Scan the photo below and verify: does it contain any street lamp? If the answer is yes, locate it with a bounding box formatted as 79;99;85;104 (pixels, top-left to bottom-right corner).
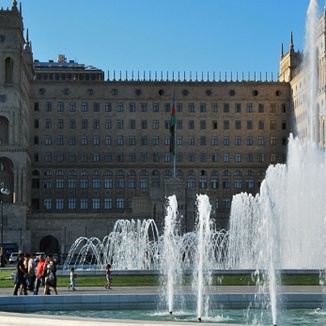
0;186;10;247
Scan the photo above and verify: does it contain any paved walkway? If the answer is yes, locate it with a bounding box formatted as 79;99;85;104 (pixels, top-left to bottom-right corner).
0;284;324;296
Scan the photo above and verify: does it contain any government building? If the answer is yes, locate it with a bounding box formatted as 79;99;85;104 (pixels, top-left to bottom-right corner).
0;1;323;255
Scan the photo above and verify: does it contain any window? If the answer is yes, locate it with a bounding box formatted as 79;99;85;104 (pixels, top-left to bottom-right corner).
235;120;241;130
68;178;76;189
80;199;88;210
223;136;230;146
105;120;112;129
235;103;241;113
93;102;100;112
153;103;159;112
223;103;229;112
259;137;265;146
44;199;52;210
116;177;125;189
177;103;183;112
141;120;147;129
189;120;195;129
211;136;218;146
69;136;76;145
223;120;229;130
44;179;52;189
212;153;218;162
116;198;124;209
187;179;195;188
57;102;64;112
117;136;124;145
259;153;265;163
188;103;195;112
223;153;230;162
93;119;100;129
81;136;88;145
247;120;253;129
141;103;147;112
246;103;253;113
129;136;136;145
46;119;52;129
81;102;88;112
200;153;206;162
189;153;195;162
223;198;232;209
105;103;111;112
199;178;207;189
247;137;253;146
81;119;88;129
200;137;206;146
235;153;242;162
55;199;64;210
153;120;159;129
69;102;76;112
104;178;113;189
270;120;276;130
153;136;159;145
117;103;124;112
45;102;52;112
69;154;76;162
235;136;241;145
68;198;76;210
56;179;64;189
200;120;206;129
45;136;52;145
92;198;100;210
141;137;148;145
258;104;264;113
80;178;88;189
91;178;100;190
69;119;76;129
104;198;112;209
129;120;136;129
129;103;136;112
188;137;195;145
258;120;264;130
234;178;242;189
211;103;218;113
200;103;206;112
270;137;276;146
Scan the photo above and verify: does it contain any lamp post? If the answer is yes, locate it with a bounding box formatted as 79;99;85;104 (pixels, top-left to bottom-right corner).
0;186;10;247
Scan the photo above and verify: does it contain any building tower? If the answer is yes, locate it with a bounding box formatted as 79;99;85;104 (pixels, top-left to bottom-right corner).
0;2;34;250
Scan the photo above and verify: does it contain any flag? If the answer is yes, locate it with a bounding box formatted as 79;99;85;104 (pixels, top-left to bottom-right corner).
169;97;176;155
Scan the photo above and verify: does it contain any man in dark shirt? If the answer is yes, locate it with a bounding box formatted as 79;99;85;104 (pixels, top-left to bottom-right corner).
13;253;28;295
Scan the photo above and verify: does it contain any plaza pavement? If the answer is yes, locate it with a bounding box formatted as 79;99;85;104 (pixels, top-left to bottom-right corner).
0;285;324;326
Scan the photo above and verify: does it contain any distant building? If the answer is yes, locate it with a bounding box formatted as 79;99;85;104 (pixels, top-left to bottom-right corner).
0;2;320;254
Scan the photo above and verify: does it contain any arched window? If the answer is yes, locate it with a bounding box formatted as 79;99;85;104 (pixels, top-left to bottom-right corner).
5;57;13;84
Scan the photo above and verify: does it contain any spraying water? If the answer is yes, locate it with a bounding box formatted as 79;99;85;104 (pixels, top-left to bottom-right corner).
161;195;182;314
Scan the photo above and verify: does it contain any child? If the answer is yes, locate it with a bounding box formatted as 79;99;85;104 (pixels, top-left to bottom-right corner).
67;267;77;290
105;264;112;289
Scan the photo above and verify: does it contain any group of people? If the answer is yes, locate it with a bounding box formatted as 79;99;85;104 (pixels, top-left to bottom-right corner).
13;253;58;295
12;253;113;295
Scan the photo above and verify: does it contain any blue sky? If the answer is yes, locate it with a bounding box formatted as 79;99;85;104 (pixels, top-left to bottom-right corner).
18;0;314;79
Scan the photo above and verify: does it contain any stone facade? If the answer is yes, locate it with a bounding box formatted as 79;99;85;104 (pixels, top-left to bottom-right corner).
0;2;319;255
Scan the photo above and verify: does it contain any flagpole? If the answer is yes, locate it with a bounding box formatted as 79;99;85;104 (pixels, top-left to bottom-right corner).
170;93;177;178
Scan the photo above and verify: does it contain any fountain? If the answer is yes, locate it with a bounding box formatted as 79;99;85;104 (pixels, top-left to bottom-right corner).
63;1;326;324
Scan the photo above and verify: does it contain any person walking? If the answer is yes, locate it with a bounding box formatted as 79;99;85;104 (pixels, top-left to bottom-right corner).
67;267;77;290
105;264;112;289
43;254;58;295
34;254;45;295
0;247;7;267
27;253;36;292
13;253;28;295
